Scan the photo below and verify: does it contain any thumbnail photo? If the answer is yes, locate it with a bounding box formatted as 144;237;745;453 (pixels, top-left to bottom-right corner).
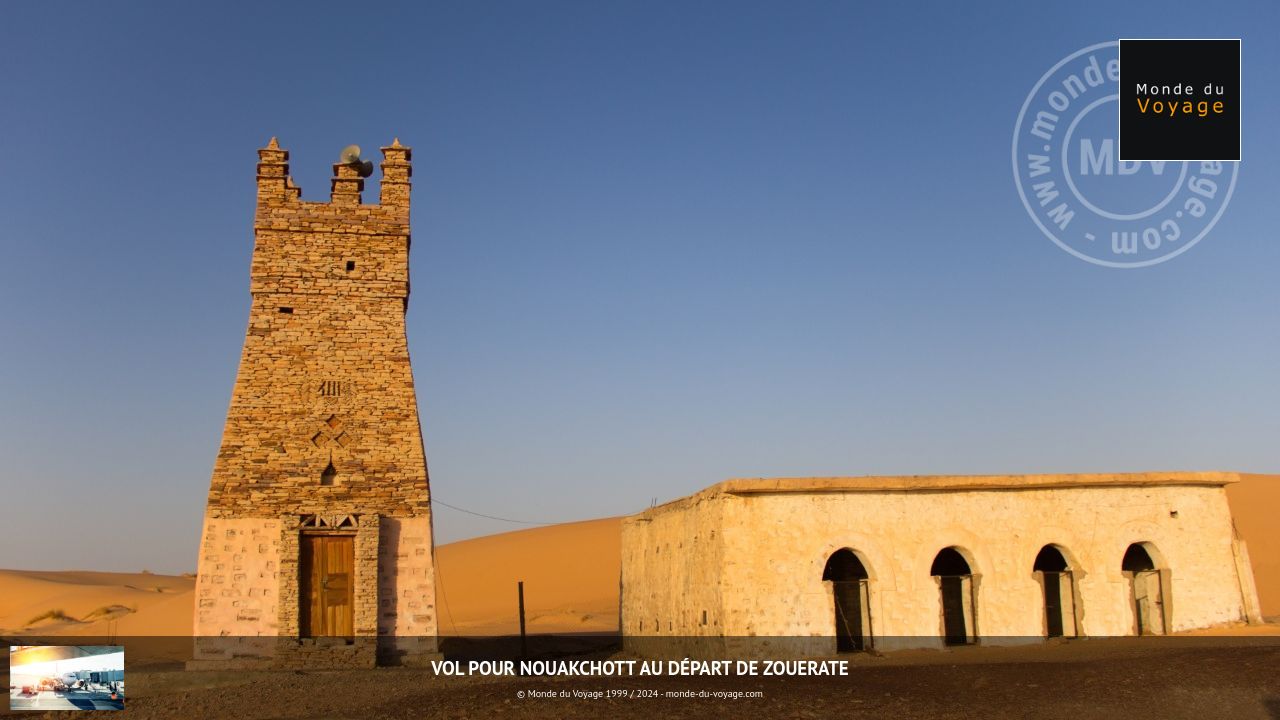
8;646;124;712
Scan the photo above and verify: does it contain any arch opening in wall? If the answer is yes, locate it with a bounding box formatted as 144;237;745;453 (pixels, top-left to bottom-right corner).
1122;542;1169;636
320;462;337;486
931;547;976;646
822;548;873;652
1033;544;1079;638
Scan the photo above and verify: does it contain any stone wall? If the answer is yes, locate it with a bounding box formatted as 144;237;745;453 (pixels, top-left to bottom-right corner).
621;473;1260;656
203;139;427;518
377;516;440;663
621;494;726;656
191;517;281;662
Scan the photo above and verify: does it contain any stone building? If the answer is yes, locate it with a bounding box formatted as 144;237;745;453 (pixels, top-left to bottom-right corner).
189;139;439;669
621;472;1263;656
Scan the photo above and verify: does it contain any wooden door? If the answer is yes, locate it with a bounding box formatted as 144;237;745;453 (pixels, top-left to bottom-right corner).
1043;572;1064;637
301;535;354;637
857;579;873;650
1133;570;1164;636
832;580;864;651
1059;571;1078;637
940;575;970;645
960;575;976;644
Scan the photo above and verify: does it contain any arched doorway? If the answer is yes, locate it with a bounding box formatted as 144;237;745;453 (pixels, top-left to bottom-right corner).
931;547;976;645
823;549;872;651
1122;543;1168;635
1033;545;1078;638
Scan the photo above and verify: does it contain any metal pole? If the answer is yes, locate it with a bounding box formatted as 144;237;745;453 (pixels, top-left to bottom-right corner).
518;580;528;661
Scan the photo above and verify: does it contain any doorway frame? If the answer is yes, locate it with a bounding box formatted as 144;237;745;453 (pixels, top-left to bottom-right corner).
822;547;875;652
276;513;381;644
1031;544;1083;639
1121;541;1172;636
930;546;979;646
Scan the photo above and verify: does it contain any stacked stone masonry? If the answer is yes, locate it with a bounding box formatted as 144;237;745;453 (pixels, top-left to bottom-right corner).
190;139;438;669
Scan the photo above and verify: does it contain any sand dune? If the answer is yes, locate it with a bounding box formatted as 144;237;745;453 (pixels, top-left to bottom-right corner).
434;517;621;635
1228;474;1280;618
0;475;1272;639
0;569;195;636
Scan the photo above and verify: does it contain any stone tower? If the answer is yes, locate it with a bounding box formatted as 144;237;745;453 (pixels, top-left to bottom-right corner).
189;139;439;669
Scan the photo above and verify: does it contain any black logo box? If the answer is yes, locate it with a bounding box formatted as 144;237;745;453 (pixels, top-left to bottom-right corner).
1119;39;1240;162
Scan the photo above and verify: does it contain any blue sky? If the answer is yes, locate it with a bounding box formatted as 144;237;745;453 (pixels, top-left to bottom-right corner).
1;1;1277;573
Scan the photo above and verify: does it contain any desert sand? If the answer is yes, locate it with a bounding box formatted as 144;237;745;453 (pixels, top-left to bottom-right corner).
433;517;621;635
0;569;194;636
1228;474;1280;617
0;473;1273;638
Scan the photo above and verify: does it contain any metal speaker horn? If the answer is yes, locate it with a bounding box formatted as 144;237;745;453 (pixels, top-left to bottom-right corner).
338;144;375;178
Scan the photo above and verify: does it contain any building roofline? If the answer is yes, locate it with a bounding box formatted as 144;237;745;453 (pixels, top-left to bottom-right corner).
626;471;1270;523
719;471;1247;494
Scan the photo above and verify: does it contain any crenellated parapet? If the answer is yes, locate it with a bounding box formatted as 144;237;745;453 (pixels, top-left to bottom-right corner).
248;139;415;302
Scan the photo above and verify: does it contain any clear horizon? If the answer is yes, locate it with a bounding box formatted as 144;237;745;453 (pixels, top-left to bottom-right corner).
1;1;1277;574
